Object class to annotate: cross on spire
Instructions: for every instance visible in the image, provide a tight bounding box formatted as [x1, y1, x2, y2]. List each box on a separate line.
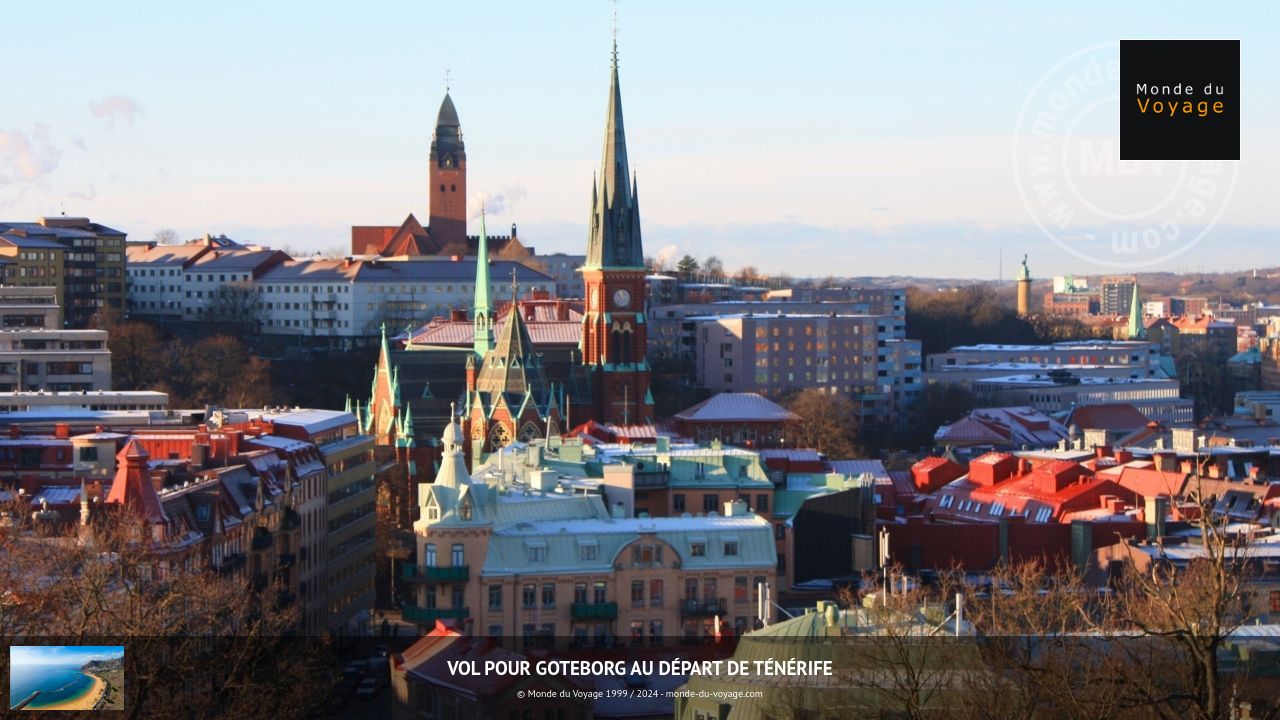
[444, 68, 452, 92]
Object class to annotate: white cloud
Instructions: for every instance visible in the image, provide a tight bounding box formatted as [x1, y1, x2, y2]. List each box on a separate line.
[90, 95, 144, 130]
[0, 124, 61, 205]
[468, 184, 527, 220]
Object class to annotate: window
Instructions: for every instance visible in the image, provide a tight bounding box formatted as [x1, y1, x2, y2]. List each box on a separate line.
[724, 541, 739, 557]
[756, 494, 769, 513]
[542, 583, 556, 608]
[579, 544, 598, 561]
[424, 587, 437, 609]
[451, 544, 464, 566]
[649, 619, 663, 643]
[989, 503, 1004, 516]
[691, 542, 706, 557]
[631, 580, 644, 607]
[489, 584, 503, 610]
[1034, 507, 1053, 523]
[593, 581, 607, 604]
[527, 545, 546, 563]
[424, 544, 437, 567]
[673, 494, 686, 512]
[650, 579, 663, 607]
[78, 446, 98, 462]
[522, 584, 536, 609]
[451, 586, 464, 609]
[702, 494, 719, 513]
[734, 576, 748, 603]
[574, 582, 587, 604]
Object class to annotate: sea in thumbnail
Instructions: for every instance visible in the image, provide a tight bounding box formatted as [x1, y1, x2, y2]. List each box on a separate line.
[9, 663, 96, 709]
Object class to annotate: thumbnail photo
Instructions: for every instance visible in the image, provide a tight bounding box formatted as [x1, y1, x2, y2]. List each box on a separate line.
[9, 646, 124, 711]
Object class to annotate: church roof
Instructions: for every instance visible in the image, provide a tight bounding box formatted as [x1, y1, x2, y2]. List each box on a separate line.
[436, 92, 460, 128]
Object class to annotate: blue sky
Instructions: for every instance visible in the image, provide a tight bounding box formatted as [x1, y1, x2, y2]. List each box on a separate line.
[10, 646, 123, 667]
[2, 1, 1275, 277]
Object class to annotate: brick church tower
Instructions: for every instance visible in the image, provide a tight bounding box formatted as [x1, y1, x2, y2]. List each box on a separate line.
[579, 41, 653, 425]
[429, 93, 467, 249]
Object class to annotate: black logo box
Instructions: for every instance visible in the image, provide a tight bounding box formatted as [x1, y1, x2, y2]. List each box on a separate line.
[1120, 40, 1239, 160]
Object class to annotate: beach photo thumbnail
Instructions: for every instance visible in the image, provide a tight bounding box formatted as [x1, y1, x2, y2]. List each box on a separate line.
[9, 645, 124, 711]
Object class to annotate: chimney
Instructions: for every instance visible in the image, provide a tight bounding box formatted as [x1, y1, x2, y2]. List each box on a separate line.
[54, 423, 70, 440]
[611, 502, 626, 520]
[8, 426, 19, 439]
[191, 443, 209, 469]
[1114, 449, 1133, 464]
[724, 498, 749, 517]
[226, 429, 243, 455]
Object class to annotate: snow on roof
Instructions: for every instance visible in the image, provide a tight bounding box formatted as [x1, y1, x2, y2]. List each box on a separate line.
[674, 393, 798, 423]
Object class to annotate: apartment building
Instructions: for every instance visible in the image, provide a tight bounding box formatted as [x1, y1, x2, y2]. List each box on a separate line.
[0, 217, 126, 328]
[407, 421, 778, 647]
[686, 312, 921, 428]
[0, 328, 110, 392]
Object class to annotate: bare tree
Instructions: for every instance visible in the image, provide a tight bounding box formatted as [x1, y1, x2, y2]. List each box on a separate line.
[151, 228, 179, 245]
[206, 282, 263, 335]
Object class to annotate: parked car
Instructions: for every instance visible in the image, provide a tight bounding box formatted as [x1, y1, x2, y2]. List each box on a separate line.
[355, 678, 379, 701]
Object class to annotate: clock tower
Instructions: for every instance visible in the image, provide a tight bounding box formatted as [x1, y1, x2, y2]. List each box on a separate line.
[429, 92, 467, 249]
[579, 40, 652, 425]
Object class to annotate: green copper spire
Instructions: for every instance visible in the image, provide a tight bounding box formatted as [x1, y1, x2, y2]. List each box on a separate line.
[1127, 282, 1145, 339]
[473, 210, 494, 357]
[585, 38, 644, 270]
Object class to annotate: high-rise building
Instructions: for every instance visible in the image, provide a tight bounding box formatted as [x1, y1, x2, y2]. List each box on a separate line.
[1100, 275, 1138, 316]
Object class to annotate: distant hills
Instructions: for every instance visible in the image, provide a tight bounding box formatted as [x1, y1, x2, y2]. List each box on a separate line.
[81, 656, 124, 674]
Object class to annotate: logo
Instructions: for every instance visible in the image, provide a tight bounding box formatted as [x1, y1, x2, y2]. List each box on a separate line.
[1120, 40, 1239, 160]
[1013, 42, 1238, 269]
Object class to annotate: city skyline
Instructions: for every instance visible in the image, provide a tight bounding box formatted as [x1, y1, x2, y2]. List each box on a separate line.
[2, 1, 1275, 277]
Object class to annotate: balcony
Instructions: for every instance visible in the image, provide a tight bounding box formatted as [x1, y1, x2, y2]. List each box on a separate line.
[401, 603, 469, 624]
[680, 598, 727, 617]
[570, 602, 618, 620]
[401, 564, 469, 582]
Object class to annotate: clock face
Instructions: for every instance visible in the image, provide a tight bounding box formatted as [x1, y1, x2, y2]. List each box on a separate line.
[613, 288, 631, 308]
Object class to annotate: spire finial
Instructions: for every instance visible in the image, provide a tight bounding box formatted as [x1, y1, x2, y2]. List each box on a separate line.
[510, 267, 519, 302]
[450, 401, 456, 419]
[444, 68, 452, 93]
[611, 2, 620, 64]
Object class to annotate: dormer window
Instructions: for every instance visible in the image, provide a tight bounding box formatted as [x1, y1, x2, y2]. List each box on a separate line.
[427, 505, 440, 521]
[459, 499, 472, 521]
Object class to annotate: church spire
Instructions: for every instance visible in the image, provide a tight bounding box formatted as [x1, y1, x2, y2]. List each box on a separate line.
[1127, 282, 1145, 339]
[473, 210, 494, 357]
[585, 39, 644, 270]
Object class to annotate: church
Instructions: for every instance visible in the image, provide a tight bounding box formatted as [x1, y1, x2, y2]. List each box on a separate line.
[364, 39, 655, 471]
[349, 91, 535, 262]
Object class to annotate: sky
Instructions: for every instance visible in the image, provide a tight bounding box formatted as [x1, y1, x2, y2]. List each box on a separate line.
[10, 646, 124, 667]
[1, 1, 1276, 279]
